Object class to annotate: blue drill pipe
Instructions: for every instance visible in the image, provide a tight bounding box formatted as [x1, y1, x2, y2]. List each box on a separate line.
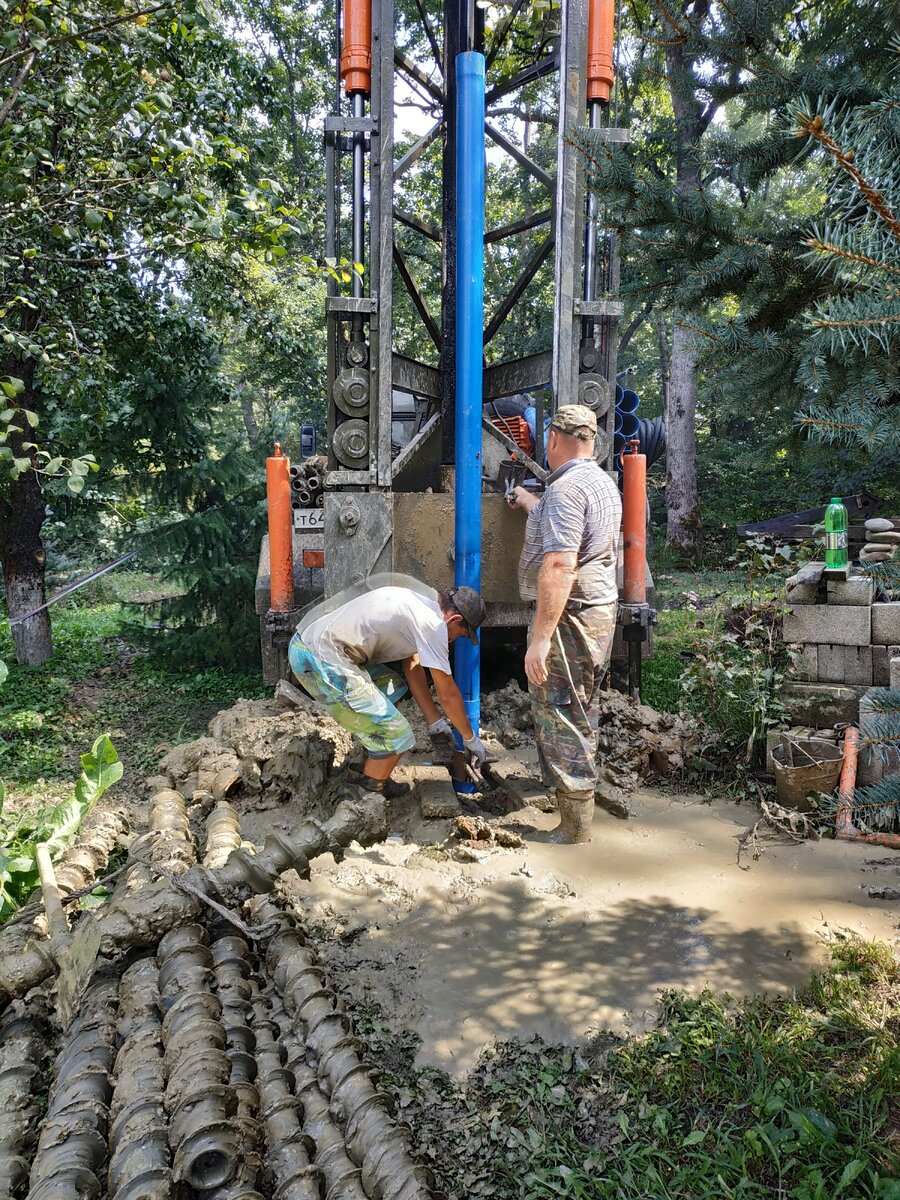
[454, 51, 485, 734]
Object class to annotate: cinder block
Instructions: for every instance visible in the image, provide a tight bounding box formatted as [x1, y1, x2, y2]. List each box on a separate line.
[817, 644, 844, 683]
[783, 683, 864, 728]
[872, 645, 900, 685]
[782, 604, 871, 647]
[788, 644, 818, 681]
[843, 646, 873, 686]
[816, 644, 872, 686]
[892, 657, 900, 689]
[785, 583, 819, 605]
[827, 576, 874, 606]
[872, 603, 900, 646]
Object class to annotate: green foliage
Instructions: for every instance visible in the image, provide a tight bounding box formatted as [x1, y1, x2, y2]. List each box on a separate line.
[0, 598, 266, 781]
[0, 734, 122, 920]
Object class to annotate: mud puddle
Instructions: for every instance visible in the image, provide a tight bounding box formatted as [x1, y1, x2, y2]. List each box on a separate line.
[294, 784, 900, 1073]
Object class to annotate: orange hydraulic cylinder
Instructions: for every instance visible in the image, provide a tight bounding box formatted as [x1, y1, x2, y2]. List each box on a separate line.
[341, 0, 371, 95]
[266, 443, 294, 612]
[622, 445, 647, 605]
[587, 0, 615, 103]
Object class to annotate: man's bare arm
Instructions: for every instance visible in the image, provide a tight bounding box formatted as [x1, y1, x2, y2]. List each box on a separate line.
[525, 550, 577, 685]
[431, 669, 475, 741]
[402, 655, 441, 725]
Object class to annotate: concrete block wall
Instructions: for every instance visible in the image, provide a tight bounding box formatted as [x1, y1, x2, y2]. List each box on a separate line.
[781, 569, 900, 785]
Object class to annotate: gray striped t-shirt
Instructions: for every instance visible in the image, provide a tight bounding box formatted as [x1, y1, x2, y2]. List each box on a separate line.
[517, 458, 621, 605]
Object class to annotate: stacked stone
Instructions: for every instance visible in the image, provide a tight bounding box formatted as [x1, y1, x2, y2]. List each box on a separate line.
[782, 566, 900, 785]
[860, 517, 900, 564]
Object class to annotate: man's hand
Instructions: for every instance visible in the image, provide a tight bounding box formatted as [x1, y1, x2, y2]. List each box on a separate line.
[429, 717, 453, 738]
[463, 734, 489, 766]
[506, 485, 536, 511]
[525, 636, 552, 686]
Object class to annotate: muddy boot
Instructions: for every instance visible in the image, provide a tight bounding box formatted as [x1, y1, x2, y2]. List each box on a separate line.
[550, 789, 594, 844]
[348, 770, 411, 800]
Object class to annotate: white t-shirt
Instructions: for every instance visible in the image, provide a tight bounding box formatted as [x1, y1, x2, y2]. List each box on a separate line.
[300, 586, 451, 674]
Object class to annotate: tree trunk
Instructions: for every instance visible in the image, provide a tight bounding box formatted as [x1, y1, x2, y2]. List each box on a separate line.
[662, 14, 709, 561]
[240, 389, 260, 450]
[0, 365, 52, 665]
[665, 322, 701, 555]
[654, 308, 670, 410]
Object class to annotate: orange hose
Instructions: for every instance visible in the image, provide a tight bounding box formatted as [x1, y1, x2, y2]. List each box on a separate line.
[341, 0, 371, 95]
[835, 725, 900, 848]
[587, 0, 615, 103]
[622, 443, 647, 605]
[266, 443, 294, 612]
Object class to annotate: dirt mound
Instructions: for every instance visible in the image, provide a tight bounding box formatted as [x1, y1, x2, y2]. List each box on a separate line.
[482, 681, 702, 797]
[153, 696, 355, 819]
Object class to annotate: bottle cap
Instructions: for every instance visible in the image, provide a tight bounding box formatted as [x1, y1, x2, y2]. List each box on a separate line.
[829, 496, 842, 504]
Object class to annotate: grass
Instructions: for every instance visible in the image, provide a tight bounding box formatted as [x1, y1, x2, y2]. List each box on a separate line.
[350, 938, 900, 1200]
[0, 578, 267, 805]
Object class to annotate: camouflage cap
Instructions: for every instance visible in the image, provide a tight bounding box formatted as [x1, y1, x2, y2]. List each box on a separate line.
[549, 404, 597, 440]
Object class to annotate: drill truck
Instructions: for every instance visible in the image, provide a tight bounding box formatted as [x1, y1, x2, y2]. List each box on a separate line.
[256, 0, 656, 713]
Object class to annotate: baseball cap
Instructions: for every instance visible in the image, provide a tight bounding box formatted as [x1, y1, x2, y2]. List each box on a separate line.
[447, 585, 486, 644]
[549, 404, 598, 439]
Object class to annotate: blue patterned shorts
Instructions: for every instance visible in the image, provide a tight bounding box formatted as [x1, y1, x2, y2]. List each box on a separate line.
[288, 634, 415, 759]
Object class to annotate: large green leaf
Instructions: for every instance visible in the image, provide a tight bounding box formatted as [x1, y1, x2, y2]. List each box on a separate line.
[0, 735, 123, 922]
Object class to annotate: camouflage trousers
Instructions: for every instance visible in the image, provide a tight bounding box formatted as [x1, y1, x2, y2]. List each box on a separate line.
[529, 601, 617, 793]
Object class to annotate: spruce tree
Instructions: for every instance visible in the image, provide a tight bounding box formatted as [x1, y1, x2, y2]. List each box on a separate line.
[789, 60, 900, 825]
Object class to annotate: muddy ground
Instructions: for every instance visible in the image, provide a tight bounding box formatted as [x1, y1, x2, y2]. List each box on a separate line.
[148, 691, 900, 1075]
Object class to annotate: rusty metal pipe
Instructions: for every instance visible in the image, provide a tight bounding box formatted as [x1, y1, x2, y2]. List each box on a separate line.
[835, 725, 900, 848]
[267, 443, 294, 613]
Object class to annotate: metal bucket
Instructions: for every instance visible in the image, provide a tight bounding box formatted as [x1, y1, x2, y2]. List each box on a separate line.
[771, 738, 843, 812]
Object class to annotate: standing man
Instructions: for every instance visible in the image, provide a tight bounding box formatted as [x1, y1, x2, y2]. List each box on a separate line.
[508, 404, 622, 843]
[288, 582, 488, 797]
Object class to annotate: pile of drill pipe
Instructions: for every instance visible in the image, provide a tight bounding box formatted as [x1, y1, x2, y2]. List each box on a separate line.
[257, 897, 432, 1200]
[290, 456, 326, 510]
[0, 1001, 50, 1197]
[108, 958, 169, 1200]
[26, 977, 118, 1200]
[0, 794, 387, 1011]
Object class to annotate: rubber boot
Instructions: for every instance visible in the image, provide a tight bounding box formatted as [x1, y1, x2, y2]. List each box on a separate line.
[551, 789, 594, 844]
[348, 770, 410, 800]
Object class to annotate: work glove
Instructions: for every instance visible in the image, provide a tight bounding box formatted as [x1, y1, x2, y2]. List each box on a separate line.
[429, 717, 455, 765]
[463, 734, 489, 767]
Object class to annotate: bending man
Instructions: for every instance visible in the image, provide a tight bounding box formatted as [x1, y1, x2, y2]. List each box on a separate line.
[289, 582, 488, 797]
[508, 404, 621, 843]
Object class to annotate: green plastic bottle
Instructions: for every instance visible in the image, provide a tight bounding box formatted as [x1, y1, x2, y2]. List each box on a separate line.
[824, 496, 849, 569]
